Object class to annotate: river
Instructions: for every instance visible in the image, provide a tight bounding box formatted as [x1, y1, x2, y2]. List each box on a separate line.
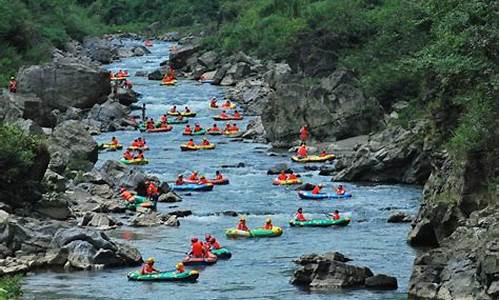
[22, 40, 421, 300]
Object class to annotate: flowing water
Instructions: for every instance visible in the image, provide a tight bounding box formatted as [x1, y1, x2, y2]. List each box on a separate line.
[22, 40, 422, 300]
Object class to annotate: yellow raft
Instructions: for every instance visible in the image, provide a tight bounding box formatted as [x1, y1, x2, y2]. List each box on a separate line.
[291, 154, 335, 163]
[180, 144, 216, 151]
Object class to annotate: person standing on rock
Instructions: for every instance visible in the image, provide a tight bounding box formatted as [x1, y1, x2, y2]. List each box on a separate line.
[8, 76, 16, 93]
[299, 124, 309, 142]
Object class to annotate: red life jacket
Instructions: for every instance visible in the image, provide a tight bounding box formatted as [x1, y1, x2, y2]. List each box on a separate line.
[312, 186, 321, 194]
[296, 212, 306, 221]
[191, 242, 204, 257]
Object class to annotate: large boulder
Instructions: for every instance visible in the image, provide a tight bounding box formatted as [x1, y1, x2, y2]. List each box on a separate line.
[98, 160, 148, 190]
[262, 70, 383, 147]
[82, 37, 116, 64]
[332, 122, 433, 184]
[220, 63, 251, 86]
[169, 44, 200, 70]
[291, 252, 397, 290]
[16, 55, 110, 117]
[197, 51, 219, 69]
[0, 91, 23, 122]
[36, 193, 73, 220]
[48, 120, 98, 173]
[86, 99, 131, 132]
[229, 78, 274, 115]
[130, 212, 179, 227]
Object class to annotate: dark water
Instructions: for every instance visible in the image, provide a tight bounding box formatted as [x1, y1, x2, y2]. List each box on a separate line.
[22, 40, 421, 300]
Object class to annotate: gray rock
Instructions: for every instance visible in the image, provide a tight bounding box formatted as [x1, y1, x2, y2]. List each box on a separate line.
[197, 51, 219, 69]
[158, 192, 182, 203]
[12, 118, 44, 135]
[36, 193, 72, 220]
[82, 37, 116, 64]
[135, 70, 147, 77]
[86, 99, 130, 131]
[16, 55, 110, 115]
[267, 163, 293, 175]
[296, 183, 315, 191]
[48, 120, 98, 173]
[99, 160, 148, 190]
[364, 274, 398, 290]
[130, 212, 179, 227]
[169, 44, 200, 69]
[387, 211, 413, 223]
[79, 212, 119, 229]
[148, 69, 165, 81]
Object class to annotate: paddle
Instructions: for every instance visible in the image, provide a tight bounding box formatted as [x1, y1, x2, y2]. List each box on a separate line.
[155, 247, 187, 255]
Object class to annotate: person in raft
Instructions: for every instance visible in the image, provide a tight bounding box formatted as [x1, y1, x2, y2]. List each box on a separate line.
[137, 137, 145, 147]
[215, 170, 224, 180]
[184, 125, 192, 135]
[189, 237, 206, 258]
[140, 257, 159, 275]
[146, 118, 155, 130]
[194, 123, 202, 132]
[297, 143, 308, 158]
[199, 176, 209, 184]
[135, 150, 145, 160]
[209, 237, 222, 250]
[184, 106, 191, 113]
[295, 208, 307, 221]
[224, 122, 231, 132]
[160, 114, 168, 124]
[170, 105, 177, 113]
[110, 136, 119, 145]
[175, 114, 184, 121]
[277, 170, 287, 181]
[146, 180, 159, 203]
[335, 184, 346, 195]
[119, 186, 134, 203]
[210, 97, 217, 108]
[287, 172, 298, 180]
[311, 183, 324, 194]
[237, 216, 249, 231]
[175, 262, 185, 274]
[319, 149, 328, 157]
[330, 210, 341, 220]
[189, 171, 199, 181]
[262, 218, 273, 230]
[201, 138, 211, 146]
[220, 110, 229, 118]
[230, 123, 239, 131]
[211, 123, 221, 132]
[176, 175, 184, 185]
[123, 149, 133, 160]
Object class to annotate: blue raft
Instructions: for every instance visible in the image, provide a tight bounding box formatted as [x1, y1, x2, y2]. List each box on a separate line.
[298, 191, 352, 200]
[172, 183, 214, 192]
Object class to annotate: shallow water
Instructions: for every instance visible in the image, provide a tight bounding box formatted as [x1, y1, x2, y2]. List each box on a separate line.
[22, 40, 421, 300]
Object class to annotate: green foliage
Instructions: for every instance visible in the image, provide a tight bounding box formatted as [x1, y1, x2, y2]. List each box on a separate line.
[0, 124, 44, 186]
[0, 275, 23, 300]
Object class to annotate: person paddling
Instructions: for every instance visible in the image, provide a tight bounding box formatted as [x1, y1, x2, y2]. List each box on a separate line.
[140, 257, 159, 275]
[295, 208, 307, 221]
[194, 123, 202, 132]
[199, 176, 209, 184]
[189, 171, 199, 181]
[160, 114, 167, 124]
[215, 170, 224, 180]
[201, 138, 210, 146]
[233, 111, 241, 119]
[209, 237, 221, 250]
[186, 138, 195, 147]
[220, 110, 228, 119]
[123, 149, 133, 160]
[170, 105, 177, 113]
[111, 136, 119, 145]
[184, 125, 192, 135]
[175, 262, 185, 274]
[330, 210, 341, 220]
[277, 170, 287, 181]
[210, 97, 218, 108]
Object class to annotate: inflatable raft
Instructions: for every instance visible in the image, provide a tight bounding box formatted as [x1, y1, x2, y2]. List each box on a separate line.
[127, 270, 199, 282]
[182, 254, 217, 266]
[213, 115, 243, 121]
[291, 154, 335, 163]
[168, 111, 197, 118]
[225, 227, 283, 238]
[119, 158, 149, 165]
[98, 143, 123, 151]
[161, 79, 177, 86]
[147, 125, 172, 133]
[180, 144, 216, 151]
[183, 129, 206, 136]
[207, 129, 223, 135]
[272, 178, 302, 185]
[127, 145, 150, 151]
[289, 217, 351, 227]
[211, 248, 232, 259]
[172, 183, 214, 192]
[298, 191, 352, 200]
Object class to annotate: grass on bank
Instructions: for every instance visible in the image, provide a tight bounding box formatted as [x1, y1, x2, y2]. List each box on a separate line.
[0, 275, 23, 300]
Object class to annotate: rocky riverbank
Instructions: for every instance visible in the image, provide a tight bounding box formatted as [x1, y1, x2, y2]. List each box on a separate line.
[0, 34, 188, 276]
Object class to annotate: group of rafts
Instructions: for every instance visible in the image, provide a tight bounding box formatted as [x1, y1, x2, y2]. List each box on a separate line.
[101, 74, 352, 282]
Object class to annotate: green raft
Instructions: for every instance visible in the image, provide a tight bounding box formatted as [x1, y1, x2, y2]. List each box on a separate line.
[211, 248, 232, 259]
[123, 195, 156, 210]
[119, 158, 149, 165]
[225, 227, 283, 238]
[127, 270, 199, 282]
[289, 217, 351, 227]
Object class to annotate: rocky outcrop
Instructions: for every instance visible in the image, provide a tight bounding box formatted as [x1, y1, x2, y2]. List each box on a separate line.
[262, 70, 384, 147]
[387, 211, 412, 223]
[48, 120, 98, 173]
[98, 160, 148, 190]
[241, 117, 267, 142]
[0, 211, 141, 274]
[407, 149, 498, 299]
[332, 122, 433, 184]
[291, 252, 397, 290]
[130, 212, 179, 227]
[86, 99, 134, 132]
[169, 44, 200, 69]
[16, 54, 110, 126]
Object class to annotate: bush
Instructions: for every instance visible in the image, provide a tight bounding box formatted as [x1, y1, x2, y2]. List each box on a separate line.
[0, 275, 23, 300]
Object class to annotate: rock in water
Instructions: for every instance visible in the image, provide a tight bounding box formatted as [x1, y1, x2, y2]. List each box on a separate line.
[291, 252, 398, 291]
[387, 211, 413, 223]
[267, 163, 293, 175]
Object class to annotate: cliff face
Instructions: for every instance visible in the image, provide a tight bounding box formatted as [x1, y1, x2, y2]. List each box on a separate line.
[407, 146, 498, 299]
